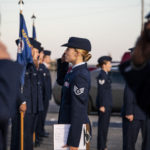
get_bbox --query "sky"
[0,0,150,64]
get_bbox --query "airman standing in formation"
[36,49,52,143]
[57,37,92,150]
[96,56,112,150]
[11,38,52,150]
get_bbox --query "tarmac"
[7,99,143,150]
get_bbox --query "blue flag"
[17,12,33,85]
[32,24,36,40]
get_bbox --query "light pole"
[141,0,144,32]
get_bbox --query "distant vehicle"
[53,64,125,112]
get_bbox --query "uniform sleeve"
[97,74,109,107]
[67,74,89,147]
[123,84,134,115]
[56,58,69,86]
[119,60,150,113]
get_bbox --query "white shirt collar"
[101,69,108,74]
[72,62,85,69]
[43,62,49,68]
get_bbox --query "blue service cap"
[62,37,91,52]
[29,38,41,50]
[145,12,150,20]
[97,56,112,65]
[44,50,51,56]
[39,47,44,53]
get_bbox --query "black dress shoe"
[34,139,40,147]
[36,136,43,142]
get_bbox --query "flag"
[17,12,33,85]
[32,23,36,40]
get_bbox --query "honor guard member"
[34,46,45,146]
[0,41,25,150]
[11,38,43,150]
[96,56,112,150]
[37,50,52,139]
[57,37,92,150]
[29,38,44,147]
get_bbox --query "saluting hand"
[0,41,10,60]
[62,144,78,150]
[125,114,134,122]
[99,106,105,113]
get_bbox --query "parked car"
[53,65,125,112]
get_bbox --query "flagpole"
[31,14,36,40]
[141,0,144,32]
[31,14,36,26]
[18,0,24,13]
[18,2,24,150]
[20,111,24,150]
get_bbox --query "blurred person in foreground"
[121,48,147,150]
[120,20,150,150]
[0,41,26,150]
[119,19,150,114]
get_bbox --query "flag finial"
[18,0,24,5]
[31,14,36,20]
[18,0,24,11]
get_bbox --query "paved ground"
[7,112,142,150]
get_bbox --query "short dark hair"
[99,60,110,68]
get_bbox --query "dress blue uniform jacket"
[119,60,150,114]
[122,84,146,120]
[0,60,23,150]
[23,63,43,114]
[96,69,112,110]
[39,64,52,101]
[58,63,91,147]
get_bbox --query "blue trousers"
[122,117,150,150]
[97,109,111,150]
